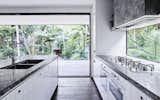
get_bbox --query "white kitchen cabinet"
[93,58,108,100]
[130,85,148,100]
[93,58,101,77]
[93,57,154,100]
[33,60,58,100]
[24,59,58,100]
[1,90,16,100]
[147,97,153,100]
[102,61,132,100]
[1,74,36,100]
[1,83,27,100]
[1,96,6,100]
[130,85,154,100]
[2,58,58,100]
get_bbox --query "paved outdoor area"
[58,58,90,76]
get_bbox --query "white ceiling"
[0,0,94,7]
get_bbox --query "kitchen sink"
[0,59,44,69]
[18,59,44,64]
[1,64,35,69]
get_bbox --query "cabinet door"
[1,72,38,100]
[22,74,40,100]
[14,83,29,100]
[130,85,147,100]
[26,60,58,100]
[101,61,134,100]
[93,58,108,100]
[117,75,132,100]
[37,60,58,100]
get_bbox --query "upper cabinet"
[113,0,160,29]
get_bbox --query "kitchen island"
[0,55,58,100]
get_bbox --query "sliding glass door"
[57,24,90,76]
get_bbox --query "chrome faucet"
[146,64,155,72]
[9,52,15,65]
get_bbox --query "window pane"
[18,25,90,60]
[127,24,160,62]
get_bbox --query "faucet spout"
[9,53,15,65]
[12,56,15,65]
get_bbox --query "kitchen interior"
[0,0,160,100]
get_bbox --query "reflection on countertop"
[97,55,160,100]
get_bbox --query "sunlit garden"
[0,25,90,60]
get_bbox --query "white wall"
[0,0,94,13]
[0,0,93,7]
[96,0,126,56]
[0,15,89,25]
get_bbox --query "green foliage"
[57,25,90,60]
[0,26,16,59]
[127,24,160,62]
[0,25,89,60]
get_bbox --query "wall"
[0,15,89,25]
[0,0,93,7]
[96,0,126,56]
[0,0,93,13]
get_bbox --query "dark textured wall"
[114,0,145,27]
[114,0,126,27]
[114,0,160,27]
[145,0,160,15]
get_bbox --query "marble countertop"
[97,55,160,100]
[0,55,57,98]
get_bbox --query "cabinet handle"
[18,90,21,93]
[140,96,143,100]
[111,73,119,80]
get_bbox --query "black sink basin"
[1,64,35,69]
[0,59,44,69]
[19,59,44,64]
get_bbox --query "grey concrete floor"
[51,78,102,100]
